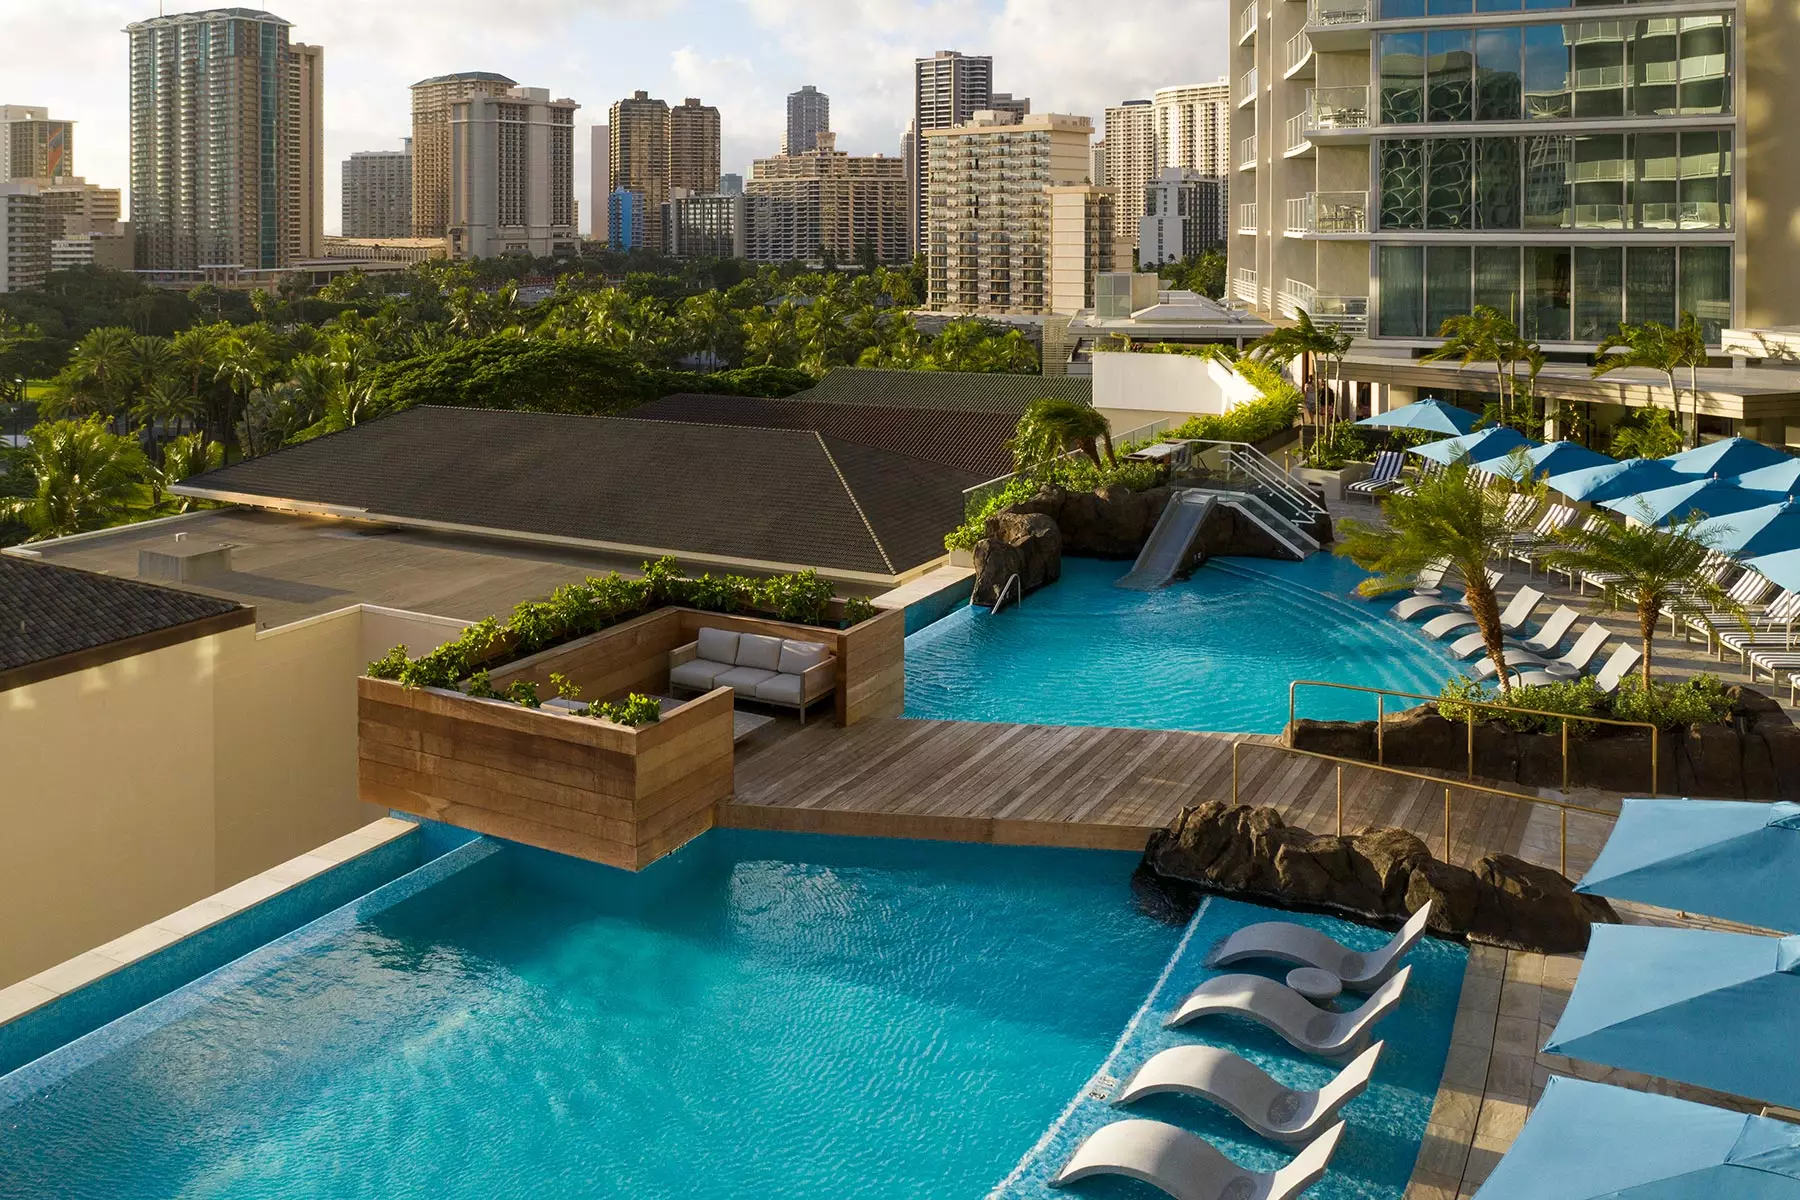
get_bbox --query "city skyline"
[0,0,1230,238]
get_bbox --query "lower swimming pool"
[904,555,1459,734]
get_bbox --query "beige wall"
[0,605,468,987]
[1743,0,1800,328]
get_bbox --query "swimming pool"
[0,832,1180,1200]
[904,555,1460,734]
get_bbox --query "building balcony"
[1239,3,1258,43]
[1238,134,1259,171]
[1232,267,1259,305]
[1285,191,1369,237]
[1278,279,1317,319]
[1237,202,1258,235]
[1284,113,1314,157]
[1306,0,1368,24]
[1283,32,1315,79]
[1237,68,1259,108]
[1303,86,1371,142]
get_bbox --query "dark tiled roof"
[0,556,248,675]
[796,368,1093,414]
[180,407,979,577]
[631,393,1020,479]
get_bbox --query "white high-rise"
[1153,81,1232,180]
[1102,100,1155,249]
[447,86,580,260]
[342,143,412,239]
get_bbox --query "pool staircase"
[1116,488,1319,591]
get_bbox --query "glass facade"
[1383,0,1725,21]
[1379,17,1731,124]
[1377,242,1731,341]
[1378,130,1731,230]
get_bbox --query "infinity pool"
[904,556,1458,734]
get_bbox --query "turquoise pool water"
[905,556,1459,734]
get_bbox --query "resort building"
[925,111,1096,315]
[1154,80,1233,180]
[318,236,448,265]
[126,9,324,271]
[1102,100,1156,249]
[589,125,609,239]
[1048,185,1131,315]
[785,85,830,155]
[342,143,414,239]
[410,72,517,241]
[746,134,909,265]
[0,105,74,182]
[0,182,48,293]
[445,85,580,260]
[1092,138,1107,187]
[48,229,134,273]
[912,51,995,256]
[1140,167,1227,266]
[33,177,121,239]
[663,190,745,259]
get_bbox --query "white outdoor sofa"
[669,627,836,722]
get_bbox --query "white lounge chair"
[1423,586,1545,644]
[1206,903,1432,991]
[1514,642,1640,690]
[1451,603,1580,662]
[1165,967,1412,1058]
[1113,1042,1383,1145]
[1347,450,1405,501]
[1474,621,1610,681]
[1507,503,1575,568]
[1051,1119,1345,1200]
[1681,571,1774,645]
[1392,567,1502,622]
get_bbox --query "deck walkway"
[722,717,1622,874]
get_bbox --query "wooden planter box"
[358,678,736,870]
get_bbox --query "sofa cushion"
[734,633,784,671]
[777,639,832,675]
[755,673,805,705]
[695,627,740,665]
[715,666,779,693]
[671,659,733,692]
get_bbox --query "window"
[1631,19,1679,116]
[1475,27,1524,120]
[1378,245,1426,337]
[1679,130,1729,229]
[1379,139,1425,229]
[1474,137,1521,228]
[1570,23,1626,118]
[1427,31,1476,122]
[1380,33,1426,124]
[1678,16,1730,114]
[1523,134,1571,229]
[1427,138,1474,229]
[1427,245,1474,333]
[1679,245,1730,342]
[1573,246,1623,340]
[1523,25,1572,118]
[1524,246,1572,341]
[1572,134,1627,228]
[1473,245,1521,312]
[1630,131,1679,228]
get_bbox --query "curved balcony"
[1283,31,1315,79]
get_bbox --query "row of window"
[1381,0,1721,18]
[1378,130,1731,232]
[1378,18,1731,125]
[1376,243,1729,342]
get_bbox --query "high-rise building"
[1049,185,1130,314]
[0,183,48,293]
[33,178,121,239]
[746,133,908,265]
[0,106,74,182]
[912,51,994,255]
[127,9,322,271]
[411,72,517,240]
[669,97,721,194]
[446,86,579,259]
[664,191,745,258]
[1091,139,1107,187]
[1140,168,1225,266]
[1153,81,1231,180]
[786,85,830,155]
[343,143,412,239]
[589,125,609,238]
[290,42,324,258]
[608,188,645,251]
[610,92,670,249]
[1102,99,1156,249]
[991,92,1031,119]
[719,173,743,195]
[1229,0,1785,351]
[925,111,1094,315]
[900,122,917,252]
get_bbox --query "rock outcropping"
[971,512,1062,607]
[1135,801,1616,953]
[1289,688,1800,801]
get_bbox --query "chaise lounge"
[1205,903,1432,991]
[669,627,836,722]
[1165,967,1412,1058]
[1113,1042,1382,1144]
[1051,1119,1344,1200]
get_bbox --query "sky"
[0,0,1230,238]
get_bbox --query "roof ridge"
[812,432,897,576]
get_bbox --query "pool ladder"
[972,573,1023,613]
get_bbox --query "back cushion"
[778,640,832,675]
[734,633,784,671]
[696,627,740,664]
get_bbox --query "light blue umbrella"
[1475,1075,1800,1199]
[1356,398,1479,436]
[1486,440,1612,483]
[1735,459,1800,498]
[1543,922,1800,1109]
[1599,478,1782,526]
[1577,799,1800,932]
[1408,426,1533,466]
[1689,500,1800,557]
[1544,456,1683,503]
[1747,548,1800,593]
[1664,437,1792,479]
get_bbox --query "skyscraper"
[0,106,74,182]
[786,85,830,155]
[126,8,321,270]
[343,143,413,239]
[1102,99,1156,249]
[410,71,517,241]
[446,86,579,260]
[610,91,670,248]
[668,97,721,193]
[589,125,609,239]
[290,42,324,259]
[718,173,743,195]
[0,183,48,293]
[1153,81,1230,180]
[912,51,994,255]
[747,133,908,265]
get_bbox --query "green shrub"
[842,596,877,627]
[757,568,836,624]
[366,644,409,681]
[1168,361,1301,445]
[1300,422,1375,470]
[1612,673,1735,729]
[943,459,1164,551]
[584,693,663,726]
[549,672,581,700]
[1436,671,1732,734]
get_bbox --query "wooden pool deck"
[721,716,1622,875]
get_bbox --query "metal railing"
[1232,267,1259,304]
[1236,202,1257,234]
[1305,86,1370,131]
[1283,31,1314,76]
[1238,68,1259,107]
[1306,294,1370,335]
[1307,0,1369,24]
[1279,279,1317,319]
[1238,134,1259,170]
[1287,680,1661,797]
[1238,3,1258,42]
[1184,440,1326,526]
[990,573,1023,613]
[1284,113,1311,155]
[1230,741,1619,876]
[1287,190,1369,235]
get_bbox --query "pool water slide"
[1115,489,1320,591]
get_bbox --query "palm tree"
[1541,508,1741,692]
[1,418,149,540]
[44,326,136,422]
[1424,306,1521,427]
[1248,310,1342,426]
[131,378,203,456]
[156,432,225,513]
[213,328,275,443]
[1010,398,1116,474]
[1336,459,1542,692]
[1593,312,1711,449]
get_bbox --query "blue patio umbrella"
[1485,440,1612,483]
[1735,459,1800,498]
[1543,456,1683,503]
[1474,1075,1800,1199]
[1664,436,1792,478]
[1356,398,1479,436]
[1408,426,1533,466]
[1543,922,1800,1110]
[1598,477,1783,525]
[1747,548,1800,593]
[1689,500,1800,557]
[1576,799,1800,932]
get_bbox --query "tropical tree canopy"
[1593,312,1710,449]
[1,418,149,540]
[1010,398,1116,475]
